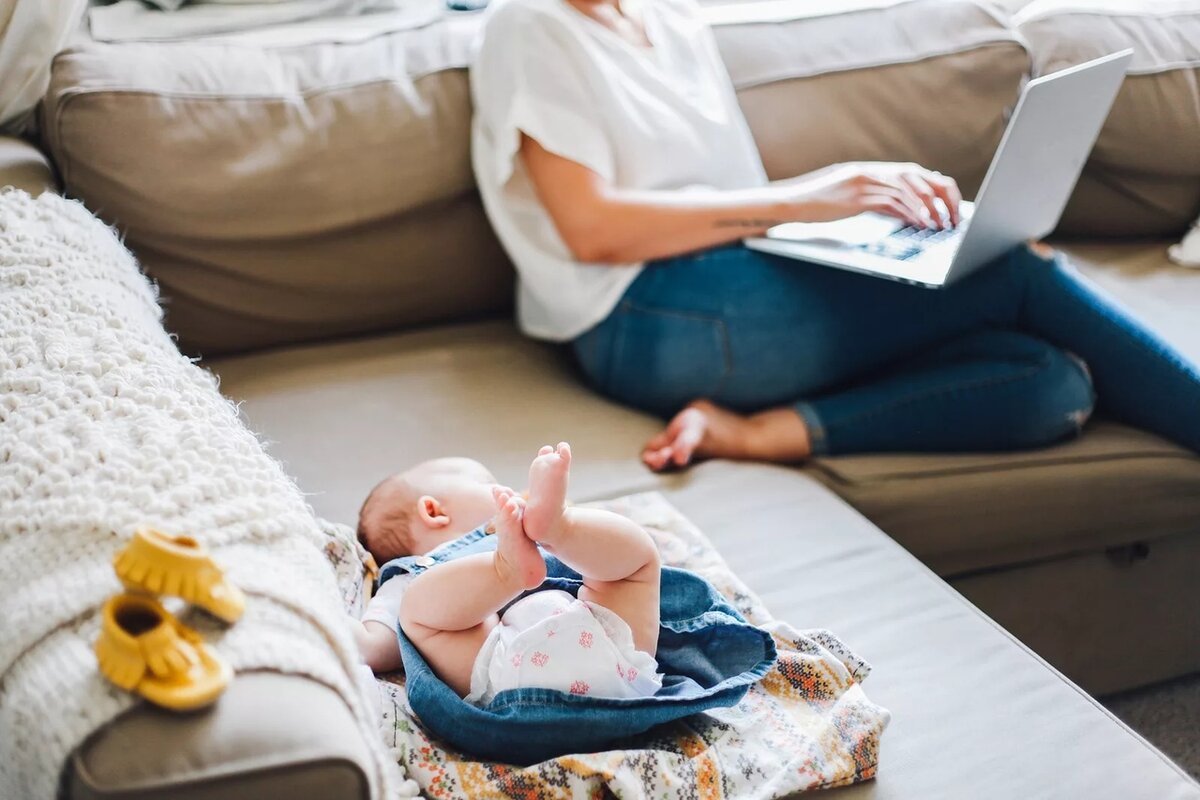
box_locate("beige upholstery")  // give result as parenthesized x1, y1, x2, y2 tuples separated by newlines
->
(41, 0, 1024, 356)
(0, 136, 57, 195)
(15, 0, 1200, 795)
(663, 466, 1199, 799)
(209, 235, 1200, 696)
(41, 35, 512, 356)
(1016, 0, 1200, 237)
(813, 420, 1200, 572)
(67, 675, 371, 800)
(210, 329, 1200, 798)
(715, 0, 1026, 196)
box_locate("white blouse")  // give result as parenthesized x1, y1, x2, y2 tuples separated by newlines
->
(469, 0, 768, 341)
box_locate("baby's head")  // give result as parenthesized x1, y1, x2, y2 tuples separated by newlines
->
(357, 457, 499, 562)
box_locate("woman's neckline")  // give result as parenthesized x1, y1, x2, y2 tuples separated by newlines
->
(561, 0, 657, 54)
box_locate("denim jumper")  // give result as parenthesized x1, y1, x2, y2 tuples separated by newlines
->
(377, 526, 778, 764)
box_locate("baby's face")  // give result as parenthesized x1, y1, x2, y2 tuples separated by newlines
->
(405, 457, 499, 542)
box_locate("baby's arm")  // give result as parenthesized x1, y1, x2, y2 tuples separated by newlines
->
(353, 575, 407, 673)
(351, 617, 404, 673)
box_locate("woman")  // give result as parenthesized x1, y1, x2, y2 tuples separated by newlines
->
(469, 0, 1200, 469)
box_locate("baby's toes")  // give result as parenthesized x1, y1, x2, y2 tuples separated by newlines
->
(505, 496, 524, 521)
(555, 442, 572, 466)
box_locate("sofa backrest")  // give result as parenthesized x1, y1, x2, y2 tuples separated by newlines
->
(1015, 0, 1200, 238)
(42, 0, 1032, 356)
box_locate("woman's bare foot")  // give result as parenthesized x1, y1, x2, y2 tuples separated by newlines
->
(522, 443, 571, 546)
(491, 486, 546, 589)
(641, 400, 812, 471)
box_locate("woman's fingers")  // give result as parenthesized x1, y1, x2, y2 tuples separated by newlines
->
(900, 172, 945, 229)
(929, 172, 963, 227)
(861, 186, 924, 227)
(862, 195, 918, 227)
(864, 177, 930, 228)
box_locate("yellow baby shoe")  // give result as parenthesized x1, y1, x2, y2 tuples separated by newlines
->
(95, 593, 233, 711)
(114, 527, 245, 624)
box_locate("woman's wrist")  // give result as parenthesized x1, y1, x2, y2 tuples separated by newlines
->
(709, 195, 794, 235)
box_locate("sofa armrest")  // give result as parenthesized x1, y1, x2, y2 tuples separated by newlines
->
(0, 135, 57, 195)
(64, 674, 373, 800)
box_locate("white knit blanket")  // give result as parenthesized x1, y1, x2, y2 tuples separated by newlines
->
(0, 191, 406, 799)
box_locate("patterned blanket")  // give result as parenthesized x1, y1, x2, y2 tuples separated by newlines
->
(323, 492, 890, 799)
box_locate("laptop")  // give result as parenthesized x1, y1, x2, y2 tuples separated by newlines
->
(744, 50, 1134, 288)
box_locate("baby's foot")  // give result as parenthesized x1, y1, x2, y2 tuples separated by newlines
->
(522, 443, 571, 546)
(492, 486, 546, 590)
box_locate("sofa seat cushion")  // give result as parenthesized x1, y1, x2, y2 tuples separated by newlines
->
(812, 420, 1200, 575)
(207, 321, 1200, 797)
(208, 320, 671, 523)
(211, 239, 1200, 575)
(662, 463, 1200, 799)
(1016, 0, 1200, 237)
(42, 0, 1025, 357)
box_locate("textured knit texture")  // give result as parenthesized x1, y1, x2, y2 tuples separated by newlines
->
(0, 190, 409, 799)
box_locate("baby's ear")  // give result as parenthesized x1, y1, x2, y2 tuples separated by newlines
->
(416, 495, 450, 528)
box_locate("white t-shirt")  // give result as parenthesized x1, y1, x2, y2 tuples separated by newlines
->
(470, 0, 768, 341)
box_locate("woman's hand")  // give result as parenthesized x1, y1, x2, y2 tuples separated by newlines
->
(786, 162, 962, 229)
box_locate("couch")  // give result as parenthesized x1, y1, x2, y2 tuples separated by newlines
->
(4, 0, 1200, 797)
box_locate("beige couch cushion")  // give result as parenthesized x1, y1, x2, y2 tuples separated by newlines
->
(714, 0, 1027, 197)
(1016, 0, 1200, 237)
(42, 0, 1025, 356)
(812, 420, 1200, 574)
(210, 331, 1200, 797)
(41, 31, 513, 357)
(210, 290, 1200, 581)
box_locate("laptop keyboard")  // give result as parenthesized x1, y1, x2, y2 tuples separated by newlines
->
(859, 224, 962, 261)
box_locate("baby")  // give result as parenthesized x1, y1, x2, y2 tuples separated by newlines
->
(351, 443, 664, 704)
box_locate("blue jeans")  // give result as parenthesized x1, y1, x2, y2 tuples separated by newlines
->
(572, 244, 1200, 456)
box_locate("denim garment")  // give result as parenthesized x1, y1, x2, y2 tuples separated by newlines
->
(573, 243, 1200, 455)
(378, 528, 777, 764)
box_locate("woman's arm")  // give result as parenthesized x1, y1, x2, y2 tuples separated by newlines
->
(520, 134, 962, 265)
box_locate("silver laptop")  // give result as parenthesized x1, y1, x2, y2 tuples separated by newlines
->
(744, 50, 1134, 288)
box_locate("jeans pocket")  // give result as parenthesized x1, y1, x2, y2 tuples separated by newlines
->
(597, 301, 732, 417)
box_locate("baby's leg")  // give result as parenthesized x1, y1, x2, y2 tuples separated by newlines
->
(399, 492, 546, 697)
(522, 443, 661, 655)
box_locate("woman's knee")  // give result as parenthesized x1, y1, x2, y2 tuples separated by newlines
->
(1011, 344, 1096, 446)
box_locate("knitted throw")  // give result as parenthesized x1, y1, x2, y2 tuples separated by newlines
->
(0, 191, 404, 799)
